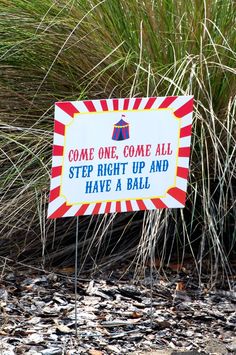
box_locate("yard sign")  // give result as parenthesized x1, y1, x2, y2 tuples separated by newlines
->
(48, 96, 193, 218)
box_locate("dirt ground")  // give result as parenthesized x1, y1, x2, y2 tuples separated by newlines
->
(0, 263, 235, 355)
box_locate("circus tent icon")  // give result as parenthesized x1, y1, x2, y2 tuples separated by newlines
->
(112, 114, 130, 141)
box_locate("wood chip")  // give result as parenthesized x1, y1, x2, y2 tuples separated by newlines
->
(88, 350, 103, 355)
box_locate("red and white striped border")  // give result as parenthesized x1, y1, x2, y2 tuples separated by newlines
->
(48, 96, 193, 218)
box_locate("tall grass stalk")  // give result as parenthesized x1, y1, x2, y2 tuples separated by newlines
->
(0, 0, 235, 284)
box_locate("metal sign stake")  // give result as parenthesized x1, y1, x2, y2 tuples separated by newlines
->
(75, 217, 79, 337)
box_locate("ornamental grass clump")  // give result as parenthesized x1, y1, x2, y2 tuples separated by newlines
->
(0, 0, 235, 283)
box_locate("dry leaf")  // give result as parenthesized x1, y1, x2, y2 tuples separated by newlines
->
(88, 350, 103, 355)
(176, 281, 186, 291)
(27, 333, 44, 344)
(56, 266, 75, 274)
(131, 311, 142, 318)
(168, 263, 183, 271)
(56, 324, 73, 334)
(106, 345, 120, 353)
(0, 330, 7, 335)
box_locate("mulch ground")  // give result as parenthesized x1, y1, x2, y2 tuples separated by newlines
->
(0, 263, 235, 355)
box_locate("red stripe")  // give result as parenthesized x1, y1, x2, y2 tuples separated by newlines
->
(123, 98, 129, 110)
(49, 186, 60, 202)
(158, 96, 177, 108)
(168, 187, 186, 205)
(180, 124, 192, 138)
(105, 202, 111, 214)
(116, 201, 121, 212)
(126, 200, 133, 212)
(136, 199, 147, 210)
(93, 203, 101, 214)
(48, 202, 71, 219)
(75, 204, 89, 216)
(100, 99, 108, 111)
(54, 120, 65, 136)
(133, 98, 142, 110)
(84, 100, 96, 112)
(179, 147, 190, 157)
(151, 198, 167, 208)
(177, 167, 189, 179)
(113, 99, 119, 111)
(56, 102, 79, 117)
(174, 97, 193, 118)
(144, 97, 156, 109)
(51, 166, 62, 178)
(53, 145, 64, 156)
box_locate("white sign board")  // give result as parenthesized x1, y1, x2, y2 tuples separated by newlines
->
(48, 96, 193, 218)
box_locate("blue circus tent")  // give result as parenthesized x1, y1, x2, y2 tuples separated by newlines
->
(112, 115, 130, 141)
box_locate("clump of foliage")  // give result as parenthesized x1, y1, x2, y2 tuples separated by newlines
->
(0, 0, 235, 283)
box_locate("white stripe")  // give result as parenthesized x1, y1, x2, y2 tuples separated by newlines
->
(91, 99, 102, 112)
(49, 176, 61, 190)
(171, 95, 193, 111)
(175, 176, 188, 191)
(106, 99, 114, 111)
(179, 136, 191, 147)
(52, 156, 63, 167)
(106, 98, 120, 111)
(161, 194, 184, 208)
(53, 133, 65, 146)
(119, 98, 124, 110)
(99, 203, 107, 214)
(137, 98, 150, 110)
(117, 98, 123, 110)
(126, 98, 136, 110)
(97, 100, 104, 112)
(120, 200, 127, 212)
(142, 199, 157, 210)
(72, 100, 89, 113)
(177, 157, 190, 168)
(63, 205, 81, 217)
(180, 113, 193, 127)
(153, 97, 166, 108)
(104, 202, 116, 214)
(127, 200, 138, 212)
(131, 200, 141, 211)
(96, 208, 105, 215)
(84, 203, 96, 215)
(47, 196, 66, 217)
(122, 98, 140, 110)
(55, 105, 73, 125)
(108, 202, 116, 213)
(145, 97, 157, 109)
(169, 96, 187, 110)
